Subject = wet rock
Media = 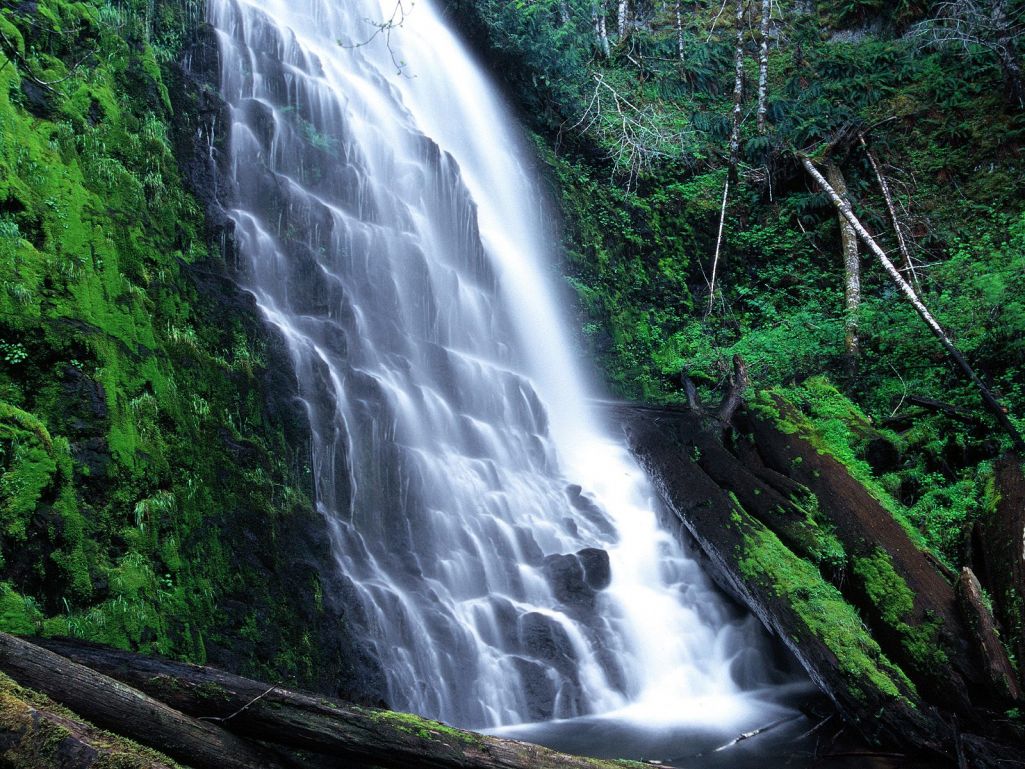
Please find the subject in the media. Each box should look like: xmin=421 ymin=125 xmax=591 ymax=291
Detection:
xmin=577 ymin=547 xmax=611 ymax=590
xmin=542 ymin=548 xmax=610 ymax=609
xmin=518 ymin=612 xmax=577 ymax=676
xmin=564 ymin=485 xmax=618 ymax=541
xmin=511 ymin=655 xmax=557 ymax=722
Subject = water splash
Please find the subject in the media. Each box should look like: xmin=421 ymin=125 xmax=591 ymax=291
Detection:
xmin=209 ymin=0 xmax=795 ymax=737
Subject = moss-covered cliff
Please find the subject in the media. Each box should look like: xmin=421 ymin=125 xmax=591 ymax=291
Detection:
xmin=0 ymin=0 xmax=379 ymax=700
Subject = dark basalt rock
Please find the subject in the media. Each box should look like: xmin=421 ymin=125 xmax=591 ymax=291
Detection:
xmin=542 ymin=548 xmax=611 ymax=610
xmin=518 ymin=611 xmax=577 ymax=676
xmin=511 ymin=655 xmax=558 ymax=722
xmin=161 ymin=20 xmax=386 ymax=707
xmin=564 ymin=485 xmax=618 ymax=541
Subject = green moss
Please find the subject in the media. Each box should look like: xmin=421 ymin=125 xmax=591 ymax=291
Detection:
xmin=0 ymin=582 xmax=42 ymax=634
xmin=853 ymin=547 xmax=948 ymax=670
xmin=736 ymin=511 xmax=917 ymax=706
xmin=369 ymin=709 xmax=484 ymax=746
xmin=0 ymin=671 xmax=185 ymax=768
xmin=0 ymin=0 xmax=327 ymax=688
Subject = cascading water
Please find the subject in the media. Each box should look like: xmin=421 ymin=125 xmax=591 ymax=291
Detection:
xmin=208 ymin=0 xmax=807 ymax=757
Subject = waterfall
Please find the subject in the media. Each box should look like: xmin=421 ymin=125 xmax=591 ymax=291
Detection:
xmin=208 ymin=0 xmax=798 ymax=742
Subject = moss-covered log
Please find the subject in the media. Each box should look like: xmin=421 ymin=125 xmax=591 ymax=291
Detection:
xmin=0 ymin=633 xmax=280 ymax=769
xmin=616 ymin=402 xmax=1025 ymax=768
xmin=5 ymin=634 xmax=648 ymax=769
xmin=743 ymin=390 xmax=1005 ymax=712
xmin=0 ymin=670 xmax=182 ymax=769
xmin=616 ymin=405 xmax=945 ymax=750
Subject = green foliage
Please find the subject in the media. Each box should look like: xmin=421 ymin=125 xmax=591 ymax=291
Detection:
xmin=470 ymin=0 xmax=1025 ymax=580
xmin=0 ymin=0 xmax=325 ymax=688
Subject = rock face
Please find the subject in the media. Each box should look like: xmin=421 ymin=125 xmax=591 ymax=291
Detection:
xmin=614 ymin=401 xmax=1025 ymax=768
xmin=542 ymin=548 xmax=612 ymax=609
xmin=162 ymin=22 xmax=387 ymax=704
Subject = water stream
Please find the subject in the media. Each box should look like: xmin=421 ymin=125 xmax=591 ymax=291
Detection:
xmin=208 ymin=0 xmax=809 ymax=759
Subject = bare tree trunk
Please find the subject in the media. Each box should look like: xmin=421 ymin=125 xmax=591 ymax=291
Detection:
xmin=717 ymin=354 xmax=750 ymax=425
xmin=708 ymin=176 xmax=730 ymax=313
xmin=800 ymin=154 xmax=1025 ymax=451
xmin=675 ymin=0 xmax=685 ymax=60
xmin=595 ymin=2 xmax=611 ymax=57
xmin=826 ymin=162 xmax=860 ymax=369
xmin=618 ymin=0 xmax=629 ymax=36
xmin=859 ymin=135 xmax=920 ymax=290
xmin=991 ymin=0 xmax=1025 ymax=109
xmin=728 ymin=0 xmax=745 ymax=185
xmin=757 ymin=0 xmax=770 ymax=133
xmin=558 ymin=0 xmax=570 ymax=24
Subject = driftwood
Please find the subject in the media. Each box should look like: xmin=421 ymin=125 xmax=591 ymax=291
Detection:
xmin=955 ymin=567 xmax=1022 ymax=703
xmin=5 ymin=634 xmax=651 ymax=769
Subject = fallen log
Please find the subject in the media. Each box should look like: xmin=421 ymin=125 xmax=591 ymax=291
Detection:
xmin=955 ymin=567 xmax=1022 ymax=703
xmin=976 ymin=454 xmax=1025 ymax=693
xmin=0 ymin=671 xmax=179 ymax=769
xmin=0 ymin=633 xmax=281 ymax=769
xmin=615 ymin=403 xmax=1025 ymax=768
xmin=614 ymin=405 xmax=948 ymax=756
xmin=19 ymin=635 xmax=651 ymax=769
xmin=744 ymin=394 xmax=990 ymax=713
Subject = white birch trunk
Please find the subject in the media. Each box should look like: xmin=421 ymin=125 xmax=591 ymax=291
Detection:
xmin=595 ymin=2 xmax=611 ymax=57
xmin=676 ymin=0 xmax=685 ymax=60
xmin=708 ymin=177 xmax=731 ymax=313
xmin=618 ymin=0 xmax=629 ymax=36
xmin=859 ymin=135 xmax=920 ymax=290
xmin=728 ymin=0 xmax=745 ymax=183
xmin=757 ymin=0 xmax=770 ymax=133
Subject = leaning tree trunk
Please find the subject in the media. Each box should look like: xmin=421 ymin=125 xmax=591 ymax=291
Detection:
xmin=825 ymin=162 xmax=860 ymax=370
xmin=757 ymin=0 xmax=770 ymax=133
xmin=859 ymin=135 xmax=920 ymax=290
xmin=800 ymin=154 xmax=1025 ymax=451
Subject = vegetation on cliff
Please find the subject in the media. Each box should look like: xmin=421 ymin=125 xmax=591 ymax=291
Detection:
xmin=0 ymin=0 xmax=373 ymax=695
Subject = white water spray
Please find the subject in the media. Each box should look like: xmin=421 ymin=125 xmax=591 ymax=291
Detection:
xmin=209 ymin=0 xmax=792 ymax=738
